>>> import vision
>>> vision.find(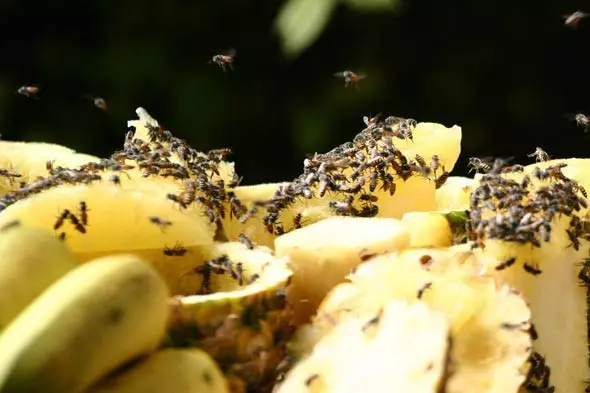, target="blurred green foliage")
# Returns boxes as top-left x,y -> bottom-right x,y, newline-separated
276,0 -> 398,59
